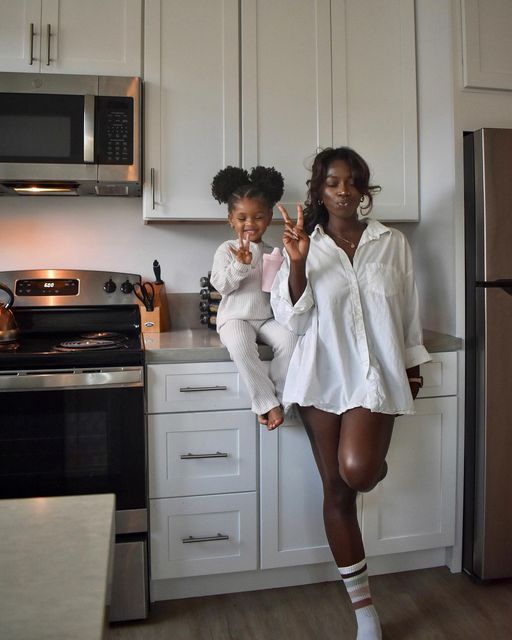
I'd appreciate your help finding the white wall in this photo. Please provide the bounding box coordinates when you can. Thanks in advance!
[0,1,458,335]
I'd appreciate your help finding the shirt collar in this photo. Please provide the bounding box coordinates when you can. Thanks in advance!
[312,219,390,244]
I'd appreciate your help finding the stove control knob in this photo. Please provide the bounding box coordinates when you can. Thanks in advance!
[104,278,117,294]
[120,279,134,294]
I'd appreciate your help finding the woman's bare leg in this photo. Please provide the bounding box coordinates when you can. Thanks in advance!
[299,405,394,640]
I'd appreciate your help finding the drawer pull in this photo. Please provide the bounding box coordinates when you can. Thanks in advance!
[180,451,229,460]
[179,385,228,392]
[182,533,229,544]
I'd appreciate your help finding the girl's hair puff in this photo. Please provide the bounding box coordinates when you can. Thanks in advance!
[303,147,381,234]
[211,165,284,212]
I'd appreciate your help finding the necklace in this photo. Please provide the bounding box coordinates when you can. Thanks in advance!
[326,227,359,249]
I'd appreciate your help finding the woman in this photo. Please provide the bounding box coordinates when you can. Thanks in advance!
[271,147,430,640]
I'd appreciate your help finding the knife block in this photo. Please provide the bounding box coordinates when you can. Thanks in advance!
[138,282,171,333]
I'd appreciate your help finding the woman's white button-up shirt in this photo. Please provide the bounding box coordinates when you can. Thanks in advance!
[271,220,431,415]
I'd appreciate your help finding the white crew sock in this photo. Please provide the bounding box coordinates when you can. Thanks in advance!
[338,558,382,640]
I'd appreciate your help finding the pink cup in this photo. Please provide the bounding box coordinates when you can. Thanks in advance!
[262,248,284,292]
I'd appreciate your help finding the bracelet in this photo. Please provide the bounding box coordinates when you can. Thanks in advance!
[408,376,423,388]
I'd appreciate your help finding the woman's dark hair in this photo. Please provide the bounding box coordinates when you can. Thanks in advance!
[303,147,381,234]
[211,165,284,212]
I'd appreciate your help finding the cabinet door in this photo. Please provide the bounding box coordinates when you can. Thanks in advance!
[40,0,141,75]
[241,0,333,208]
[332,0,418,221]
[143,0,240,220]
[150,492,257,579]
[362,396,457,556]
[148,410,257,498]
[0,0,41,72]
[260,412,362,569]
[462,0,512,90]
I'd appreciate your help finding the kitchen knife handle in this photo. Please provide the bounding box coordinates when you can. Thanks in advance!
[153,259,163,284]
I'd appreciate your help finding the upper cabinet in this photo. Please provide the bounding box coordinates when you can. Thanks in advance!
[143,0,418,222]
[462,0,512,91]
[0,0,142,76]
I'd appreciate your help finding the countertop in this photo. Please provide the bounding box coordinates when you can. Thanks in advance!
[144,328,463,364]
[0,494,115,640]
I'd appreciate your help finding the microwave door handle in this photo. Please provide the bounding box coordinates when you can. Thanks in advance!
[83,95,95,163]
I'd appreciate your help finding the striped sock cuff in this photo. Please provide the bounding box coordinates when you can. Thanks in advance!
[339,559,372,609]
[338,558,367,578]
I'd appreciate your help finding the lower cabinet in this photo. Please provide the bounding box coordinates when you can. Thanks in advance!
[362,396,457,556]
[150,492,258,579]
[148,352,458,590]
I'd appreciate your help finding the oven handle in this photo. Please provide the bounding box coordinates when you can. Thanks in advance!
[0,367,143,391]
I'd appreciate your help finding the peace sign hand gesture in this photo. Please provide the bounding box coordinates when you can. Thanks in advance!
[229,231,252,265]
[277,203,310,263]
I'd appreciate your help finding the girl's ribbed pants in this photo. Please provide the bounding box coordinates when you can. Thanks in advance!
[219,318,296,415]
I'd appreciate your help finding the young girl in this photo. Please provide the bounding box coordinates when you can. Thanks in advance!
[210,166,297,430]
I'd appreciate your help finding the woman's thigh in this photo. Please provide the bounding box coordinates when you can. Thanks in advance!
[338,408,395,492]
[298,406,354,500]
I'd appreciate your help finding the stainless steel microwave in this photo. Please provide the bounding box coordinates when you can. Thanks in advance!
[0,73,142,196]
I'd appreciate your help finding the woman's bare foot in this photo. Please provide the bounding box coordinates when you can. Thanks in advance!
[266,406,284,431]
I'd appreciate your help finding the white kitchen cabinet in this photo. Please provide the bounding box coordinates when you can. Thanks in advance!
[461,0,512,91]
[260,352,457,569]
[362,396,457,555]
[0,0,141,75]
[150,492,258,579]
[147,361,258,581]
[143,0,418,221]
[148,410,257,498]
[143,0,240,221]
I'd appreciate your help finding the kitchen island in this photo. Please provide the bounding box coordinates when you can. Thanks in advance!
[0,494,115,640]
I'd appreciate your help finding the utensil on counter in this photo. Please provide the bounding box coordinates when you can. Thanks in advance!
[153,259,163,284]
[0,283,20,343]
[134,282,155,311]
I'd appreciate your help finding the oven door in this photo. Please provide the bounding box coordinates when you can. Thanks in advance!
[0,367,145,513]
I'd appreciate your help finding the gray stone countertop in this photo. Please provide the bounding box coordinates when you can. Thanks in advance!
[144,328,462,364]
[0,494,115,640]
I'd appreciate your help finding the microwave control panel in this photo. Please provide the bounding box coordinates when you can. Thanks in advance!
[95,96,134,165]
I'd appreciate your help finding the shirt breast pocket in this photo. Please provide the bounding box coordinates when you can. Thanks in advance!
[365,262,402,297]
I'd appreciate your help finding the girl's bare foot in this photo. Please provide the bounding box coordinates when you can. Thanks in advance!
[258,414,268,425]
[266,406,284,431]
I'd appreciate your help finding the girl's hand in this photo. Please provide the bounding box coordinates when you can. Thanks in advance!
[229,231,252,264]
[277,203,310,263]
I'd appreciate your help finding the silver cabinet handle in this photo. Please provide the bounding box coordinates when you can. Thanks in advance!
[179,385,228,392]
[46,24,51,65]
[182,533,229,544]
[180,451,229,460]
[29,23,35,65]
[150,167,156,210]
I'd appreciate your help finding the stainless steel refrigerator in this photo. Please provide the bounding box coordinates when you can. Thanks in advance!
[463,128,512,580]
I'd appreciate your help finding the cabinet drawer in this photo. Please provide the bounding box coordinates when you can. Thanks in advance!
[150,492,257,579]
[147,362,251,413]
[148,410,257,498]
[417,352,457,398]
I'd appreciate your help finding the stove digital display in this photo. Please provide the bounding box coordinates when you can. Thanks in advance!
[15,278,79,296]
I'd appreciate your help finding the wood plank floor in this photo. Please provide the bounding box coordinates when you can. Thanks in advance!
[107,567,512,640]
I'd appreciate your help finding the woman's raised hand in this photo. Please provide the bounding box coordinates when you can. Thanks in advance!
[229,231,252,264]
[277,203,310,263]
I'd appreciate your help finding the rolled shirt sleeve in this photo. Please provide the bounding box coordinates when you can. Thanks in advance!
[270,256,315,335]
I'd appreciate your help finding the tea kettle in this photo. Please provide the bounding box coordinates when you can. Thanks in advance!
[0,283,20,343]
